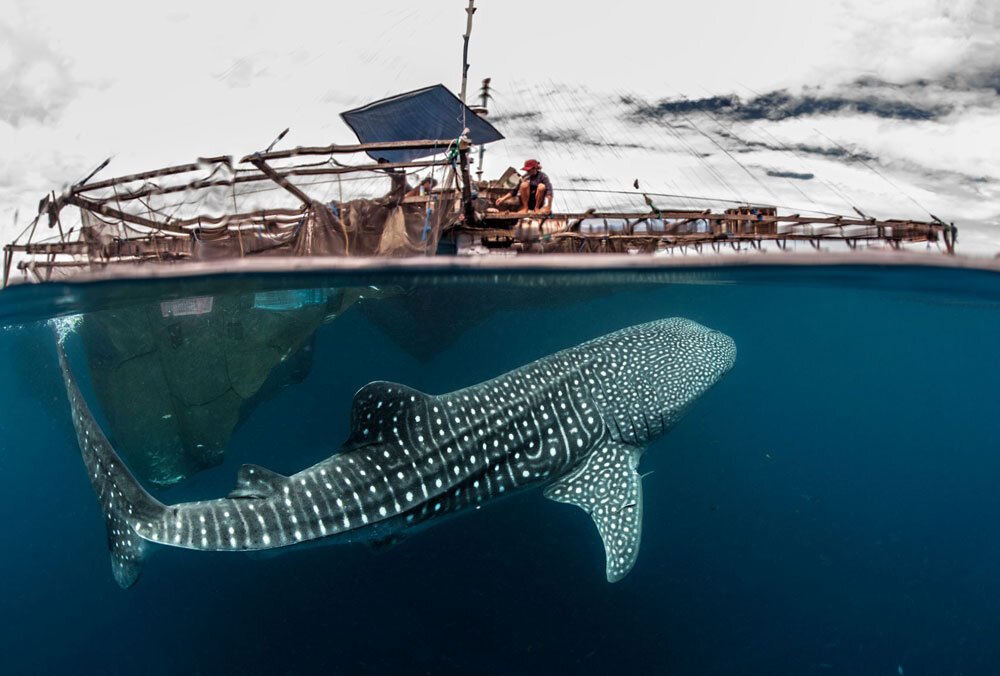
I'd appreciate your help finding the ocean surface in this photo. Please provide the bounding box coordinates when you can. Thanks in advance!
[1,263,998,675]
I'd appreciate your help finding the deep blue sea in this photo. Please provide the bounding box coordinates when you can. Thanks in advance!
[1,263,998,675]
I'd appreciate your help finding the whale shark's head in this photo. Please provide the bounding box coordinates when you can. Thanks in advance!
[586,317,736,444]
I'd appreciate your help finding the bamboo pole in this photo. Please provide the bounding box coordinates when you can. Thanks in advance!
[458,138,476,225]
[243,139,455,163]
[2,245,12,288]
[460,0,476,103]
[246,156,315,205]
[104,158,446,204]
[74,156,232,194]
[70,194,186,233]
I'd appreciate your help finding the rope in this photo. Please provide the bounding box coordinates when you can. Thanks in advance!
[421,195,433,242]
[735,81,930,216]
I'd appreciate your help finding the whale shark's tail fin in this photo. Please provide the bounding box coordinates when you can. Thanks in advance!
[55,338,164,588]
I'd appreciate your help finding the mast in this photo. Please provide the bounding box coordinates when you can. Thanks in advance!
[476,78,491,181]
[459,0,476,103]
[458,0,479,224]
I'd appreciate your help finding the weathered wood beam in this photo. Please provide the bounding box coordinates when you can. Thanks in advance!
[18,253,191,270]
[74,156,232,194]
[105,158,446,204]
[242,139,456,163]
[246,156,314,206]
[70,194,188,234]
[481,211,940,230]
[2,245,12,288]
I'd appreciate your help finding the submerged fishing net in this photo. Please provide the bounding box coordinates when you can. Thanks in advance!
[75,286,384,487]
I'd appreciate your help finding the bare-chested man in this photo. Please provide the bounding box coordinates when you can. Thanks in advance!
[497,159,553,213]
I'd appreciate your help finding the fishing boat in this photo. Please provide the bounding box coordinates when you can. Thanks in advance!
[1,3,957,288]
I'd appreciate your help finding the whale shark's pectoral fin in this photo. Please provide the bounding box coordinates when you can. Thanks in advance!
[343,381,434,450]
[227,464,287,499]
[544,441,644,583]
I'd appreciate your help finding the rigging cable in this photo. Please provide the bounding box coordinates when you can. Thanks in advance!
[735,81,931,216]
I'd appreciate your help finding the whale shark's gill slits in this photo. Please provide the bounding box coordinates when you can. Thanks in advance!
[625,414,643,446]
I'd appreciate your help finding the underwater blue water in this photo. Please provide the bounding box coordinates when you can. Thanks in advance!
[1,264,999,675]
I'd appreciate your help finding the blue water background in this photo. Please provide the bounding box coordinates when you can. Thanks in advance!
[1,265,998,675]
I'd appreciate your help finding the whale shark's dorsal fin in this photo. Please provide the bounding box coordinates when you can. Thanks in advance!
[227,464,288,499]
[344,381,434,450]
[544,440,645,583]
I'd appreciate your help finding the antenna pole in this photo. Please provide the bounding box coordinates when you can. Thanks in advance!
[476,77,491,181]
[459,0,476,103]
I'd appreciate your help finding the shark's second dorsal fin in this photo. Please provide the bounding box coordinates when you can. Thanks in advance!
[344,381,433,450]
[544,440,645,583]
[227,464,287,499]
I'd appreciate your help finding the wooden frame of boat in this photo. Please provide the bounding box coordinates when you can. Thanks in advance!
[467,210,954,255]
[2,136,957,287]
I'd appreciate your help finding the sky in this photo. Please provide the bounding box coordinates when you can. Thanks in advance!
[1,0,998,254]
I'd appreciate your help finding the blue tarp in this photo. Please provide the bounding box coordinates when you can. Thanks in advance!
[340,84,504,163]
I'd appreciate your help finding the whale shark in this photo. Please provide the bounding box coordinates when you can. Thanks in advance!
[57,317,736,588]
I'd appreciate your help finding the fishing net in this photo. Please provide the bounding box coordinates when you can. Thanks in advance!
[75,286,390,487]
[16,148,461,280]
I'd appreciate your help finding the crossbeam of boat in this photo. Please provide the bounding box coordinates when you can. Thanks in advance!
[75,158,448,204]
[478,212,941,230]
[72,156,233,194]
[240,139,457,163]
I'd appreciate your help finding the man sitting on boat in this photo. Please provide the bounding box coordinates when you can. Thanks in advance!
[496,159,552,214]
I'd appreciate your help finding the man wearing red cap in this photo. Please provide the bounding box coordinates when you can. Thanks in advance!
[497,159,553,213]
